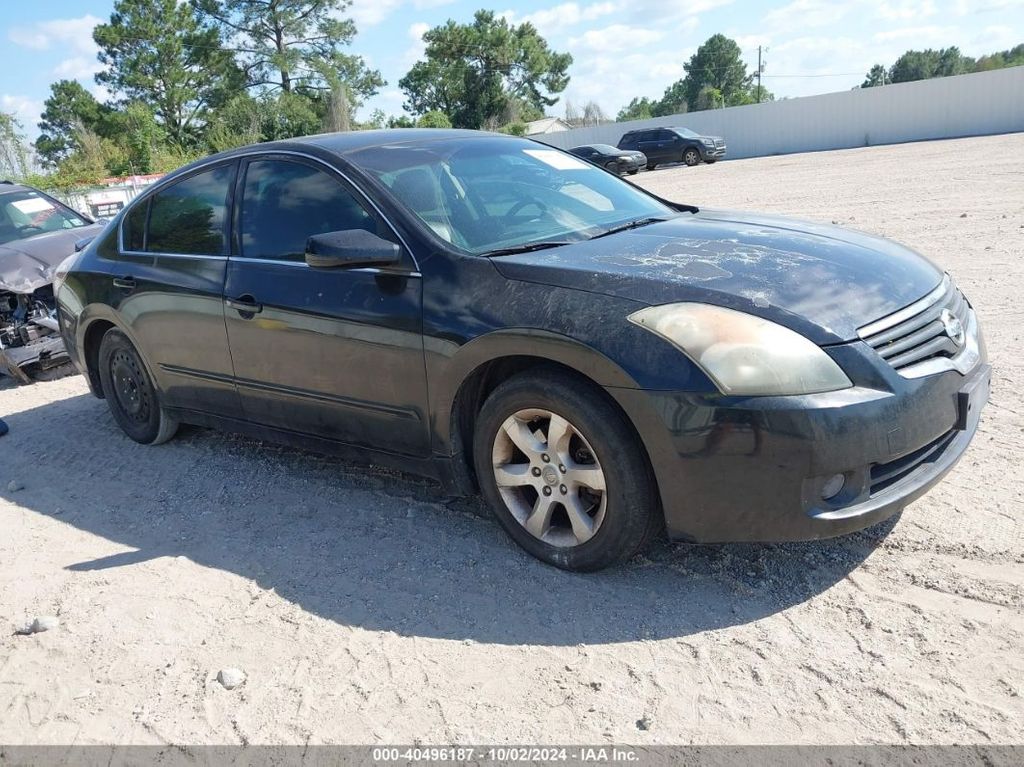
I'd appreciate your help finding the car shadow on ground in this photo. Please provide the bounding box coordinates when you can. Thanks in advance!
[1,389,896,646]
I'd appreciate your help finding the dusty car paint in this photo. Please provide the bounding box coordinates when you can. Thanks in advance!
[57,130,989,546]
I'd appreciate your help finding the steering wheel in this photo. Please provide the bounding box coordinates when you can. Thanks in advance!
[506,198,548,219]
[16,224,44,235]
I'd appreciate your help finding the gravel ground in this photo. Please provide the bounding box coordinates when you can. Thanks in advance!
[0,133,1022,746]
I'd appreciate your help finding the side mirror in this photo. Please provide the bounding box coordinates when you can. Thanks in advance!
[74,235,97,252]
[305,229,401,269]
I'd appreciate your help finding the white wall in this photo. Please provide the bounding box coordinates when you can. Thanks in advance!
[535,66,1024,159]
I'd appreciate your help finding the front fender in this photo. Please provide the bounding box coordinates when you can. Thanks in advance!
[428,327,641,454]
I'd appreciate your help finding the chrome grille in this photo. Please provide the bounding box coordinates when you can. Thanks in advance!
[858,275,977,378]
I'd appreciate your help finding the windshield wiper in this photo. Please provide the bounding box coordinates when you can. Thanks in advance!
[480,241,574,257]
[590,217,668,240]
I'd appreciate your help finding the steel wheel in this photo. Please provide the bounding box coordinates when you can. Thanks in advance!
[491,408,607,548]
[110,349,153,425]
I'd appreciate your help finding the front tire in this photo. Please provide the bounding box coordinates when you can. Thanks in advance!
[683,148,701,166]
[473,370,660,571]
[97,329,178,445]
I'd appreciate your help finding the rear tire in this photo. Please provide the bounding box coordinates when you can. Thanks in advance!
[604,161,619,174]
[646,162,657,171]
[628,169,639,175]
[473,370,660,571]
[97,329,178,445]
[683,148,701,166]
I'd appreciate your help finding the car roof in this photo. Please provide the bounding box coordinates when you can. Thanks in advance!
[0,180,37,195]
[154,129,516,186]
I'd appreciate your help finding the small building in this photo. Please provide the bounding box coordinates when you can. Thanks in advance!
[524,117,572,136]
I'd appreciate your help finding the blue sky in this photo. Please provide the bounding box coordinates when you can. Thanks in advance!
[2,0,1022,138]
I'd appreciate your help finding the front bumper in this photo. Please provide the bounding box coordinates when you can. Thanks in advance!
[701,144,727,160]
[608,344,990,543]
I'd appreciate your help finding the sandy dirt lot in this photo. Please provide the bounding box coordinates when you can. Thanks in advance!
[1,134,1022,746]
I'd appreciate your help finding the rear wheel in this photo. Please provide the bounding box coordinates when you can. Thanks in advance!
[604,160,619,174]
[97,329,178,445]
[628,168,639,175]
[683,147,701,166]
[646,162,657,171]
[473,370,660,571]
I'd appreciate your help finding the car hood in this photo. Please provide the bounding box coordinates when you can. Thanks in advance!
[490,209,943,344]
[0,224,104,293]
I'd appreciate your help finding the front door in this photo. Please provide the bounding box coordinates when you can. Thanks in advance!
[222,155,430,456]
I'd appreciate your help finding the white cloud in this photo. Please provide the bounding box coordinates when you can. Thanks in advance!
[872,24,959,43]
[568,24,666,53]
[873,1,937,21]
[403,22,431,67]
[763,0,857,29]
[953,0,1024,14]
[0,94,45,135]
[53,56,104,81]
[8,15,102,56]
[349,0,456,28]
[505,2,618,37]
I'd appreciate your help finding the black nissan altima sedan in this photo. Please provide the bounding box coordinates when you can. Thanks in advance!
[56,129,990,571]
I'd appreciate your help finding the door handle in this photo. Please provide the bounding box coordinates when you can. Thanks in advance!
[112,276,136,291]
[226,296,263,315]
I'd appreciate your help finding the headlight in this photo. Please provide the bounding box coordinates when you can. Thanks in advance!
[628,303,853,396]
[701,138,714,145]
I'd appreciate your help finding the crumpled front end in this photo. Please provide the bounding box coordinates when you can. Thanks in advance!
[0,284,68,383]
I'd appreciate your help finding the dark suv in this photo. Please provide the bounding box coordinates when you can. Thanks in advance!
[617,127,726,170]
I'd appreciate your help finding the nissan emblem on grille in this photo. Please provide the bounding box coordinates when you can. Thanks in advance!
[940,308,966,347]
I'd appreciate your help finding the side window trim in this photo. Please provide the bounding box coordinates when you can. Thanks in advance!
[231,152,417,272]
[118,160,238,259]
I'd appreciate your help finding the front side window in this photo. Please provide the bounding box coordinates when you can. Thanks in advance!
[146,164,233,255]
[123,200,148,251]
[351,137,674,256]
[239,159,377,262]
[0,190,89,246]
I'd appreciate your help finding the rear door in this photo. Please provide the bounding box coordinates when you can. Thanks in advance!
[636,131,665,162]
[118,162,241,417]
[222,154,430,456]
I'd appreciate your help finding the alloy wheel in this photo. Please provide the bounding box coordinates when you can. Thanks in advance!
[491,408,607,548]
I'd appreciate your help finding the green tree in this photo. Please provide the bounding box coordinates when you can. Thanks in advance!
[417,110,453,128]
[399,10,572,129]
[0,113,31,180]
[973,43,1024,71]
[861,63,887,87]
[652,80,688,116]
[35,81,110,167]
[192,0,383,106]
[616,97,654,122]
[888,47,973,83]
[94,0,242,148]
[673,34,753,111]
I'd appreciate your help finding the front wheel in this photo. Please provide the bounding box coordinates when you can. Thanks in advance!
[683,148,701,166]
[646,162,657,171]
[473,370,660,571]
[97,329,178,445]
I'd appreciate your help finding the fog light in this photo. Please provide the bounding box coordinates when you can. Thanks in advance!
[821,473,846,500]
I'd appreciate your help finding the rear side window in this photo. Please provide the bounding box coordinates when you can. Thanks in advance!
[239,159,377,262]
[123,200,148,251]
[146,164,233,256]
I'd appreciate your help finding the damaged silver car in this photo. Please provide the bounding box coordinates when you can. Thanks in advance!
[0,181,104,382]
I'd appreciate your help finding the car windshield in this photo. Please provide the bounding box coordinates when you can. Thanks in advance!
[591,144,621,153]
[674,128,700,139]
[0,190,89,246]
[350,137,675,256]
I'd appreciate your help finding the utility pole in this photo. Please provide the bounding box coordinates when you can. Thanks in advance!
[757,46,766,103]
